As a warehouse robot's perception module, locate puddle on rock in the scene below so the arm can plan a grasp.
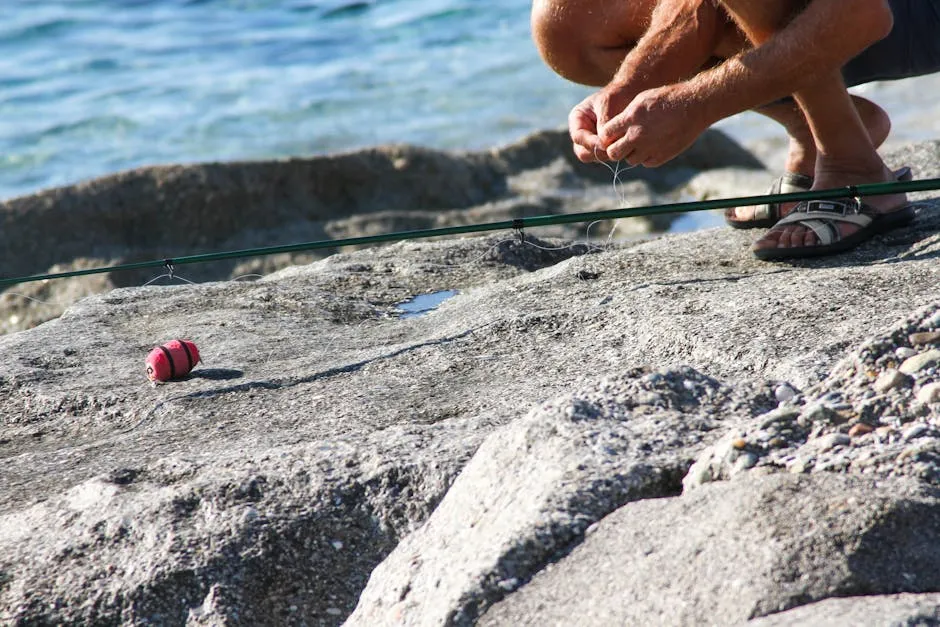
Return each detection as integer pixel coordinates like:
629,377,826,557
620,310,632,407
395,290,459,319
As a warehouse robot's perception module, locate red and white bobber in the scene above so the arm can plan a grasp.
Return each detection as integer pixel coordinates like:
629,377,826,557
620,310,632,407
146,339,200,382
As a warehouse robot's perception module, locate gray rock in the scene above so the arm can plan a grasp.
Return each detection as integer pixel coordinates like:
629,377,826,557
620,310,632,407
774,383,799,403
0,138,938,625
900,350,940,375
874,368,912,392
744,593,940,626
346,369,736,626
478,474,940,627
919,382,940,405
0,128,761,335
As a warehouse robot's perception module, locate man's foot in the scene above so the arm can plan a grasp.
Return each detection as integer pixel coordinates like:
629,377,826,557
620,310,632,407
725,95,891,226
751,162,913,258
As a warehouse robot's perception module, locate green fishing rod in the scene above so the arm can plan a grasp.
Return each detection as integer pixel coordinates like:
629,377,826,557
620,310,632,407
2,176,938,289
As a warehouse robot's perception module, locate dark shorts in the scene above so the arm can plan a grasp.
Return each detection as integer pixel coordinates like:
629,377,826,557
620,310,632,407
842,0,940,85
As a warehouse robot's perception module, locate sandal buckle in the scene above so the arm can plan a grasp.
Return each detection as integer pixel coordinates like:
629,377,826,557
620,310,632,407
808,198,860,215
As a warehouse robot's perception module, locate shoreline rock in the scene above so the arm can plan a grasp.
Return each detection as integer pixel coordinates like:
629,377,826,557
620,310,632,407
0,127,764,335
0,138,938,625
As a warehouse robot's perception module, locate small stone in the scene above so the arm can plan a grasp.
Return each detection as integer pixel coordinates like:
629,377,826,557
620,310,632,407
874,369,913,393
848,423,874,438
895,346,918,360
682,460,713,490
926,310,940,329
917,382,940,405
775,384,798,403
803,402,834,423
902,424,928,442
910,331,940,346
331,540,344,550
752,430,773,443
733,452,759,473
789,457,811,474
768,437,788,449
759,407,800,429
899,349,940,375
326,608,343,616
731,437,747,450
817,433,851,452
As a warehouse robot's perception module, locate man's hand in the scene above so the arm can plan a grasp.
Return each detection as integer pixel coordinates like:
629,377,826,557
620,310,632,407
599,84,709,167
568,87,634,163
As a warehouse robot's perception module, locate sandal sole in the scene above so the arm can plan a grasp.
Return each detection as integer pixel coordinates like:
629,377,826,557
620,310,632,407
753,204,916,261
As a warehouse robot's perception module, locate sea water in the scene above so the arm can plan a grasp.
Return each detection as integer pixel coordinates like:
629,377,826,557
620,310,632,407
2,0,938,208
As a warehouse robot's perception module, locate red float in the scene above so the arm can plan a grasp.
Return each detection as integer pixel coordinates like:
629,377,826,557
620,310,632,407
146,339,200,382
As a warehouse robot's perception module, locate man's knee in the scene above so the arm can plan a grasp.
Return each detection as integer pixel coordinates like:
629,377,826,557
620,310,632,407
531,0,624,86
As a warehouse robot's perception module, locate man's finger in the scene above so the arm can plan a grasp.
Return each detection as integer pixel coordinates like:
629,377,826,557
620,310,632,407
605,136,635,163
569,108,609,161
572,143,611,163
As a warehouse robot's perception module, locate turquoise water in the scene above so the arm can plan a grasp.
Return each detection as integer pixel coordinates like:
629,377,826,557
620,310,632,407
0,0,588,201
2,0,937,203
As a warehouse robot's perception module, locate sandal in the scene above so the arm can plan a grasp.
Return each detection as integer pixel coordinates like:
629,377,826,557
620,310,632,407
725,166,913,230
752,197,916,261
726,171,813,229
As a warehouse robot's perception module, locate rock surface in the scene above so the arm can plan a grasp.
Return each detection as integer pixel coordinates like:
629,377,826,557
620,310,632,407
0,136,938,625
0,128,763,334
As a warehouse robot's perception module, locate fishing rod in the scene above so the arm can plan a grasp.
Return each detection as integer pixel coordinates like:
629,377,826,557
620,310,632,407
2,176,938,289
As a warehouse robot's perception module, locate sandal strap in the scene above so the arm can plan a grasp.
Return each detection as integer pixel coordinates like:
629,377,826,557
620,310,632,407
777,171,814,192
774,198,874,245
753,172,814,222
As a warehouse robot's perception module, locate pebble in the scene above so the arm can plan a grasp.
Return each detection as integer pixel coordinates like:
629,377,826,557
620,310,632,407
775,383,798,403
752,430,772,443
875,425,896,436
760,408,800,429
789,457,811,474
910,331,940,346
873,369,912,393
899,349,940,375
803,402,834,423
917,382,940,405
848,423,874,438
895,346,918,360
927,310,940,329
733,452,758,473
902,424,928,442
731,437,747,450
816,433,851,452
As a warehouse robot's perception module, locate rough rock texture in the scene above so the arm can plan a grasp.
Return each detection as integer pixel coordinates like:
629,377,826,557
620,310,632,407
0,137,938,626
0,128,763,334
478,473,940,627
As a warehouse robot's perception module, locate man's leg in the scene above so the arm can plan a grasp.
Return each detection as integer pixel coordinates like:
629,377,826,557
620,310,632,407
717,0,907,252
530,0,647,88
726,95,892,223
532,0,900,238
